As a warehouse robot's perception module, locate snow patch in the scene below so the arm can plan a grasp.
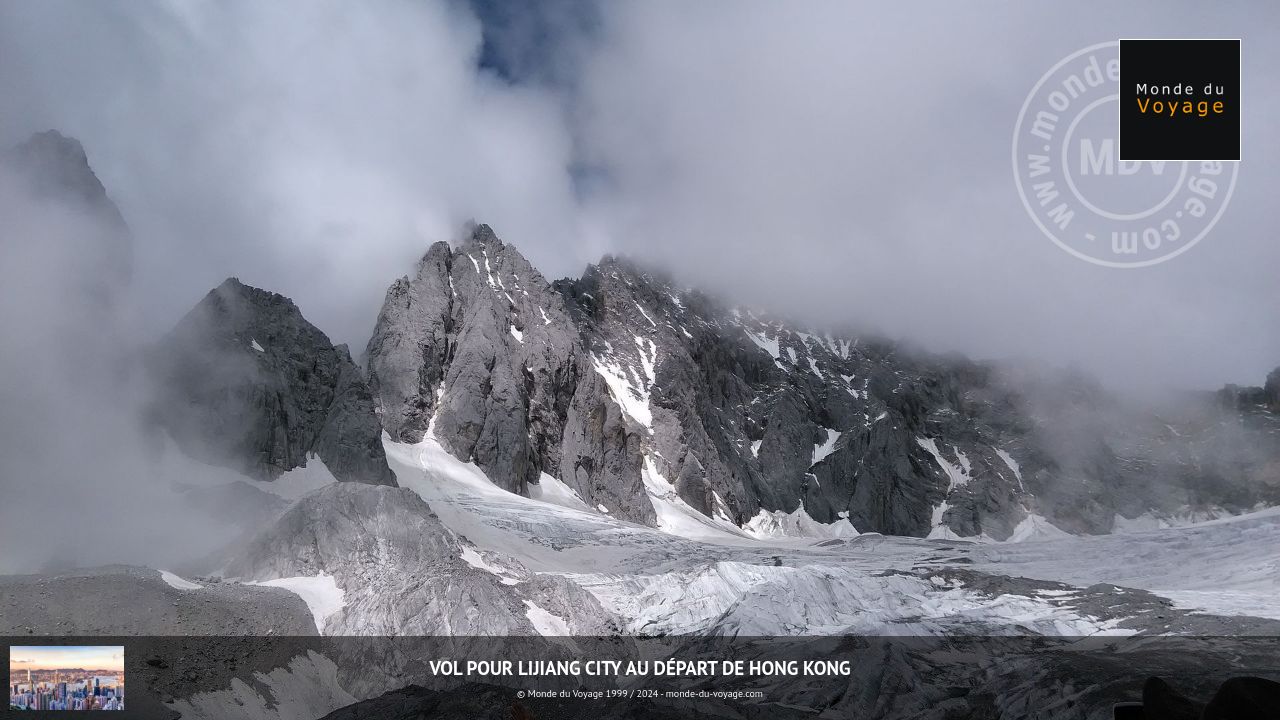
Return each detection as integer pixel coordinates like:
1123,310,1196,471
1008,514,1072,543
160,570,203,590
917,437,975,536
168,445,338,502
250,574,345,633
527,472,592,513
811,429,841,465
642,456,747,540
509,325,523,343
917,437,971,492
592,349,653,429
250,338,265,353
460,545,520,585
710,491,733,523
523,600,571,636
634,303,657,327
635,337,657,384
461,545,506,575
424,386,445,441
742,503,858,540
482,249,502,290
928,500,950,533
268,457,341,500
996,448,1024,491
840,374,868,400
744,329,786,370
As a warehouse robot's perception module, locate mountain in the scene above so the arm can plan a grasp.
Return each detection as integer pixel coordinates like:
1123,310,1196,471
6,145,1280,718
365,224,652,523
221,482,619,635
149,278,397,486
367,224,1280,539
1220,366,1280,415
4,131,124,215
1,130,132,290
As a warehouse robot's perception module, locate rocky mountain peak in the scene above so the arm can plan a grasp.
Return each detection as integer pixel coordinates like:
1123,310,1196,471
150,277,396,487
3,130,132,289
4,130,127,231
459,221,503,249
202,277,298,327
365,224,1280,539
7,131,96,197
363,222,596,499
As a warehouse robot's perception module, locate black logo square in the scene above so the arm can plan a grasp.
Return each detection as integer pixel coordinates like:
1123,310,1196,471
1119,39,1240,161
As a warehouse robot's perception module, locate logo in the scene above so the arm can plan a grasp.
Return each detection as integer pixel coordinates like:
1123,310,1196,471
1119,39,1240,161
1012,41,1238,268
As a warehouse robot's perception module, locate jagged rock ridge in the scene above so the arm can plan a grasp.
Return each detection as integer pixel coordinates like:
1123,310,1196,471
365,225,652,523
367,224,1280,539
151,278,397,486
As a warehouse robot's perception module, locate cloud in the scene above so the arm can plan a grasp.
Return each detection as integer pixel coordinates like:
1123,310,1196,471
0,0,585,352
0,163,248,573
0,0,1276,394
570,2,1280,390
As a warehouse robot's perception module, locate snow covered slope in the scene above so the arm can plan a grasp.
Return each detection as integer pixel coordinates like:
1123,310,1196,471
361,434,1280,637
967,506,1280,620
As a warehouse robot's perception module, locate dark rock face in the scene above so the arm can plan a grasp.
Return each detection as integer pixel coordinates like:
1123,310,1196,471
560,367,652,524
364,242,455,443
366,224,653,522
151,278,396,486
1220,366,1280,414
367,225,1280,538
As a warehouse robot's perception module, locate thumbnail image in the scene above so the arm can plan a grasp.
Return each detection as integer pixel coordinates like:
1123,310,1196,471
9,646,124,711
